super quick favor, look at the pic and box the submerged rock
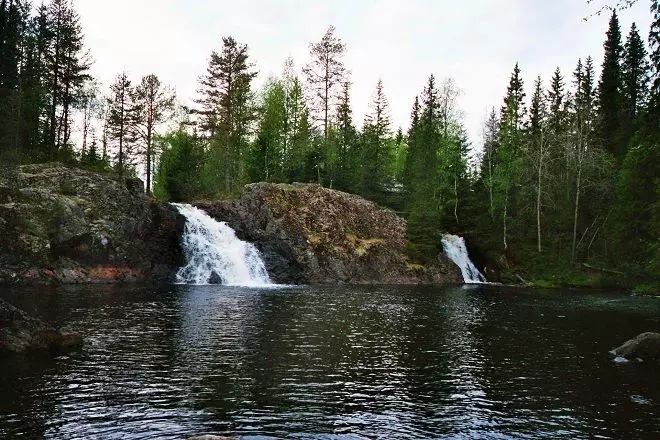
[0,163,184,284]
[197,183,462,285]
[0,298,82,355]
[611,332,660,364]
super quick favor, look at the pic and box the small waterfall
[441,234,486,284]
[173,203,272,286]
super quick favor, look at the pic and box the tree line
[0,0,175,192]
[468,5,659,290]
[1,1,658,290]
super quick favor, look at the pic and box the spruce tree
[547,67,566,136]
[597,10,624,159]
[0,0,26,157]
[402,96,421,193]
[282,71,311,182]
[107,72,137,176]
[335,80,357,191]
[481,108,499,220]
[620,23,650,150]
[527,76,550,252]
[405,76,443,260]
[649,0,659,98]
[622,23,650,118]
[495,63,526,250]
[361,78,393,199]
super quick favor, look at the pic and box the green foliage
[597,10,625,160]
[153,131,205,202]
[247,78,287,182]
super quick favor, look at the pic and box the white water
[441,234,487,284]
[173,203,272,286]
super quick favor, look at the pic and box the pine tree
[597,10,624,159]
[196,36,257,195]
[303,26,346,140]
[79,79,102,157]
[133,74,175,193]
[43,0,90,155]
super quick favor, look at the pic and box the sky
[75,0,653,148]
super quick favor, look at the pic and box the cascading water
[441,234,487,284]
[173,203,272,286]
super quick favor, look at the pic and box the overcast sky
[75,0,653,147]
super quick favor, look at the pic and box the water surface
[1,284,659,439]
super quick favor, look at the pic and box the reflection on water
[1,284,659,439]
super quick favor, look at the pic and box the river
[1,284,659,439]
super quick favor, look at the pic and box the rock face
[0,163,183,284]
[197,183,462,285]
[611,332,660,364]
[0,298,82,355]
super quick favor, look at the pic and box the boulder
[611,332,660,364]
[0,298,82,355]
[197,183,462,285]
[0,163,184,284]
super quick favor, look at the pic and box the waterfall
[173,203,272,286]
[441,234,487,284]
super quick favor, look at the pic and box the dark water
[1,284,659,439]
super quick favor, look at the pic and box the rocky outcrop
[0,298,82,355]
[611,332,660,364]
[197,183,462,285]
[0,163,183,284]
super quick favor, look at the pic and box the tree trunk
[81,105,89,156]
[488,163,494,220]
[324,61,329,140]
[536,130,544,253]
[454,176,459,224]
[118,95,124,176]
[145,97,154,194]
[49,15,61,157]
[503,186,509,250]
[572,163,582,264]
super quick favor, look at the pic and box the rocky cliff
[197,183,462,285]
[0,163,183,284]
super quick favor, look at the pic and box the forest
[0,0,658,292]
